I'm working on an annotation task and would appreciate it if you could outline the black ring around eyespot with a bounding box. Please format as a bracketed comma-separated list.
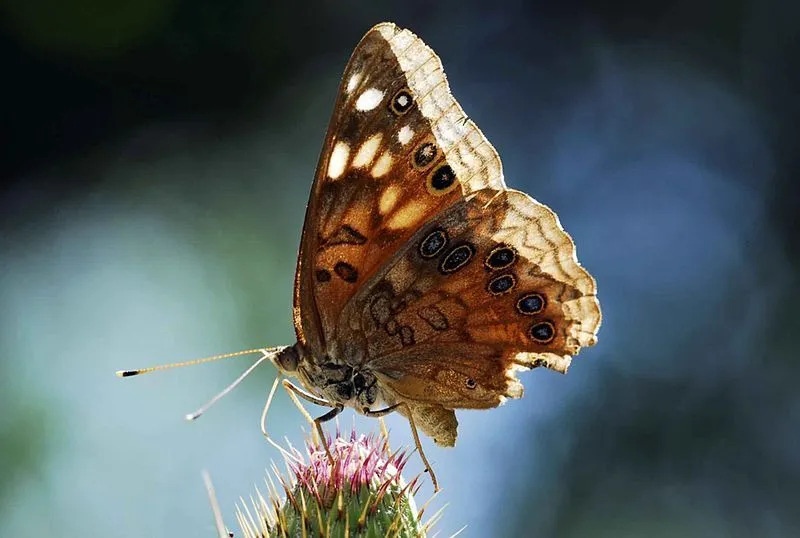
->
[419, 228, 448, 259]
[390, 88, 414, 115]
[484, 244, 517, 271]
[487, 274, 516, 295]
[529, 321, 555, 343]
[429, 164, 457, 192]
[412, 141, 438, 169]
[439, 243, 476, 274]
[516, 293, 545, 315]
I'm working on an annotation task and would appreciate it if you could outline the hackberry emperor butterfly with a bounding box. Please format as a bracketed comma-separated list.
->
[119, 22, 601, 490]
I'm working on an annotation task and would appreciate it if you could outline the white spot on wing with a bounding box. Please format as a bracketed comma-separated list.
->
[355, 88, 384, 111]
[353, 134, 383, 168]
[371, 152, 393, 178]
[386, 200, 425, 229]
[328, 141, 350, 179]
[395, 93, 411, 108]
[346, 72, 362, 94]
[398, 125, 414, 145]
[379, 185, 400, 213]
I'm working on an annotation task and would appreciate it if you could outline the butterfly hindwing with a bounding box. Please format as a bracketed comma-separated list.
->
[339, 188, 600, 417]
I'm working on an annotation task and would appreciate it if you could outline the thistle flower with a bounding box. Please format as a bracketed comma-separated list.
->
[234, 428, 443, 538]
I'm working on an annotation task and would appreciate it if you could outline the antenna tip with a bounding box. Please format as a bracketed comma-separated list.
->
[185, 412, 201, 421]
[116, 370, 139, 378]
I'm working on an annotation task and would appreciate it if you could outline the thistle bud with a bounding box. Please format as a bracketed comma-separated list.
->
[235, 429, 439, 538]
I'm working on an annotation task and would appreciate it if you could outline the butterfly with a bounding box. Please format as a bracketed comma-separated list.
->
[119, 22, 601, 491]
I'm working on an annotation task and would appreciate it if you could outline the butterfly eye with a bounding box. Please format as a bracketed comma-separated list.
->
[517, 293, 546, 315]
[390, 88, 414, 115]
[465, 378, 477, 389]
[529, 321, 555, 343]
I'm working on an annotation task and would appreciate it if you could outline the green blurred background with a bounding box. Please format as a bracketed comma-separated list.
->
[2, 1, 799, 536]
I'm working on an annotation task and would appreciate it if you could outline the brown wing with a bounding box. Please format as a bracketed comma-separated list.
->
[293, 22, 504, 357]
[340, 188, 601, 416]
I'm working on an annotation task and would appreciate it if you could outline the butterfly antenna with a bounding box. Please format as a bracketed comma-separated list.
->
[185, 350, 281, 421]
[115, 347, 280, 378]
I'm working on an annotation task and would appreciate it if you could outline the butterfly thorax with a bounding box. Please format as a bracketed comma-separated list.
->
[279, 342, 380, 411]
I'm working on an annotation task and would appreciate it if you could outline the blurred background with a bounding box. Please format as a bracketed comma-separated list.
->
[2, 0, 799, 536]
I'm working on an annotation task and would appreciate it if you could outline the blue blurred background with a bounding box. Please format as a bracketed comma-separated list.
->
[2, 1, 799, 536]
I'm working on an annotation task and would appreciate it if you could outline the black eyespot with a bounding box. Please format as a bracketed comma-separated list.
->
[334, 261, 358, 283]
[315, 269, 331, 282]
[419, 228, 448, 258]
[487, 274, 516, 295]
[465, 378, 477, 389]
[390, 88, 414, 115]
[529, 321, 555, 343]
[413, 142, 438, 169]
[485, 245, 517, 271]
[429, 164, 457, 192]
[517, 293, 546, 315]
[439, 243, 475, 274]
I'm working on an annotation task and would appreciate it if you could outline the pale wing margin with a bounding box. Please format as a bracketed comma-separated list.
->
[490, 189, 601, 374]
[375, 23, 506, 193]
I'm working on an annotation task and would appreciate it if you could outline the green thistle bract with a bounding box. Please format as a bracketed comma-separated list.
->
[236, 429, 430, 538]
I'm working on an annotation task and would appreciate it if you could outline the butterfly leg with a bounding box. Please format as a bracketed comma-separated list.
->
[281, 379, 342, 465]
[312, 406, 344, 464]
[363, 403, 440, 492]
[259, 376, 300, 462]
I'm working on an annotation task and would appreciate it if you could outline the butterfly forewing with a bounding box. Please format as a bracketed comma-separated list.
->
[293, 23, 507, 356]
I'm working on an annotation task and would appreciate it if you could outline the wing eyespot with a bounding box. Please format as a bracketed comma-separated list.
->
[419, 228, 449, 259]
[412, 140, 438, 170]
[516, 293, 546, 315]
[484, 244, 517, 271]
[427, 164, 458, 195]
[487, 273, 516, 295]
[529, 321, 555, 343]
[389, 88, 414, 115]
[439, 243, 475, 274]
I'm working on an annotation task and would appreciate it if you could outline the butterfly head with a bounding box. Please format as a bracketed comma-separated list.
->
[268, 344, 301, 373]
